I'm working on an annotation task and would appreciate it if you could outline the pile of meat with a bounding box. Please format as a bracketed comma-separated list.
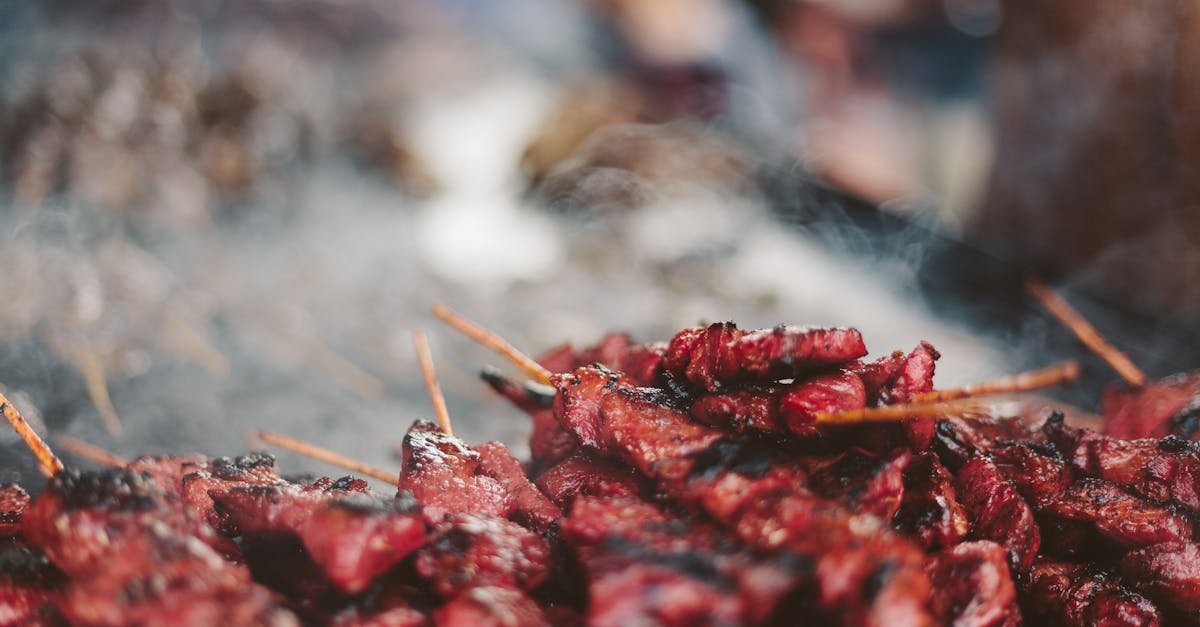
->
[3, 321, 1200, 625]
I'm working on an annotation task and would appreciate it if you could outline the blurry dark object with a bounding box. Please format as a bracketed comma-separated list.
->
[979, 1, 1200, 322]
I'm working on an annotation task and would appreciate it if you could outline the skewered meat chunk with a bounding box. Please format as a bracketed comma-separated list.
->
[433, 586, 549, 627]
[663, 322, 868, 392]
[988, 443, 1074, 506]
[0, 486, 28, 538]
[1120, 541, 1200, 615]
[398, 421, 512, 523]
[1024, 561, 1162, 626]
[1036, 480, 1193, 557]
[955, 456, 1041, 574]
[892, 452, 969, 550]
[180, 451, 286, 532]
[415, 514, 550, 599]
[1102, 370, 1200, 439]
[803, 448, 911, 521]
[533, 451, 650, 510]
[562, 496, 797, 627]
[1045, 416, 1200, 515]
[0, 546, 61, 627]
[687, 371, 867, 439]
[925, 541, 1020, 627]
[473, 442, 561, 533]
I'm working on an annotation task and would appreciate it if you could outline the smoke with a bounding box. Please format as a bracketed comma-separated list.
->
[0, 0, 1020, 487]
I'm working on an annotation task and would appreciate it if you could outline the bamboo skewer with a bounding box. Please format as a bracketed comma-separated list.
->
[1, 391, 64, 476]
[412, 330, 454, 436]
[75, 350, 123, 435]
[912, 361, 1081, 404]
[54, 434, 126, 467]
[1026, 277, 1147, 386]
[816, 399, 990, 425]
[432, 304, 553, 385]
[257, 430, 395, 484]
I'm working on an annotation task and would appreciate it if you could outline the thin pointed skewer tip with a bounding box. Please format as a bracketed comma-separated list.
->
[431, 303, 553, 385]
[412, 329, 454, 437]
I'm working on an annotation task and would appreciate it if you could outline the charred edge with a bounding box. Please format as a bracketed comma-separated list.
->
[659, 372, 697, 406]
[600, 535, 736, 591]
[1157, 435, 1196, 454]
[1170, 405, 1200, 440]
[211, 451, 277, 479]
[687, 437, 780, 480]
[330, 493, 417, 516]
[0, 547, 63, 585]
[614, 384, 690, 412]
[329, 476, 369, 492]
[49, 467, 161, 511]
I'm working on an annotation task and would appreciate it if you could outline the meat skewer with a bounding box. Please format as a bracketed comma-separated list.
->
[1026, 277, 1146, 386]
[257, 430, 396, 484]
[433, 304, 553, 384]
[0, 390, 63, 476]
[54, 434, 127, 467]
[412, 329, 454, 436]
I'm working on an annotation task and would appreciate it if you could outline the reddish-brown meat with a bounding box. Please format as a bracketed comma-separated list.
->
[473, 442, 561, 533]
[562, 496, 797, 627]
[398, 421, 513, 523]
[955, 456, 1041, 573]
[1102, 370, 1200, 439]
[803, 448, 911, 521]
[0, 546, 61, 627]
[892, 452, 969, 550]
[663, 322, 868, 392]
[1024, 561, 1162, 626]
[1037, 479, 1193, 556]
[415, 514, 550, 599]
[0, 486, 28, 538]
[1120, 542, 1200, 615]
[989, 443, 1074, 507]
[433, 586, 550, 627]
[688, 371, 867, 439]
[180, 452, 286, 533]
[925, 541, 1020, 626]
[533, 451, 650, 510]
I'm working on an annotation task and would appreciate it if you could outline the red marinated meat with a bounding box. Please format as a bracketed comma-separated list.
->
[398, 421, 513, 523]
[1120, 541, 1200, 615]
[925, 541, 1020, 626]
[473, 442, 561, 533]
[577, 333, 665, 386]
[1102, 370, 1200, 439]
[779, 372, 868, 437]
[688, 371, 866, 439]
[803, 448, 911, 521]
[433, 586, 549, 627]
[1024, 561, 1162, 626]
[688, 385, 787, 434]
[0, 546, 61, 627]
[180, 451, 286, 533]
[892, 452, 969, 550]
[955, 456, 1041, 573]
[989, 443, 1074, 506]
[1047, 417, 1200, 515]
[534, 451, 650, 510]
[1037, 479, 1193, 556]
[333, 605, 427, 627]
[480, 367, 575, 469]
[212, 481, 425, 594]
[415, 515, 550, 599]
[880, 342, 940, 404]
[0, 486, 28, 538]
[663, 322, 868, 392]
[551, 366, 725, 481]
[562, 496, 797, 627]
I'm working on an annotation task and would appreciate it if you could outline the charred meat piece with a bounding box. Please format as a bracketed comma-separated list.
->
[534, 451, 650, 510]
[551, 366, 724, 482]
[415, 514, 550, 599]
[481, 368, 578, 470]
[1047, 417, 1200, 515]
[802, 448, 911, 521]
[888, 342, 940, 448]
[925, 541, 1020, 626]
[563, 496, 797, 627]
[0, 545, 62, 627]
[989, 442, 1074, 506]
[1036, 479, 1193, 557]
[689, 372, 867, 439]
[0, 485, 28, 538]
[180, 451, 285, 532]
[1024, 560, 1162, 626]
[398, 421, 512, 523]
[1120, 541, 1200, 615]
[663, 322, 867, 392]
[892, 452, 969, 550]
[955, 456, 1041, 574]
[212, 481, 424, 594]
[433, 586, 549, 627]
[473, 442, 561, 533]
[576, 333, 666, 386]
[1102, 370, 1200, 439]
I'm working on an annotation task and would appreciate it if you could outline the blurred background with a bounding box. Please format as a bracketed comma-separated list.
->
[1, 0, 1197, 483]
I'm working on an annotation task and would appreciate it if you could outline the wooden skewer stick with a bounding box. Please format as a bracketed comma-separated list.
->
[816, 399, 990, 425]
[0, 391, 64, 476]
[412, 330, 454, 436]
[912, 361, 1081, 404]
[1026, 277, 1147, 387]
[257, 430, 395, 484]
[432, 304, 553, 385]
[75, 350, 123, 436]
[55, 434, 126, 467]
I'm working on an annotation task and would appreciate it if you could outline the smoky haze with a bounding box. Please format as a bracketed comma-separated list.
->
[0, 0, 1022, 486]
